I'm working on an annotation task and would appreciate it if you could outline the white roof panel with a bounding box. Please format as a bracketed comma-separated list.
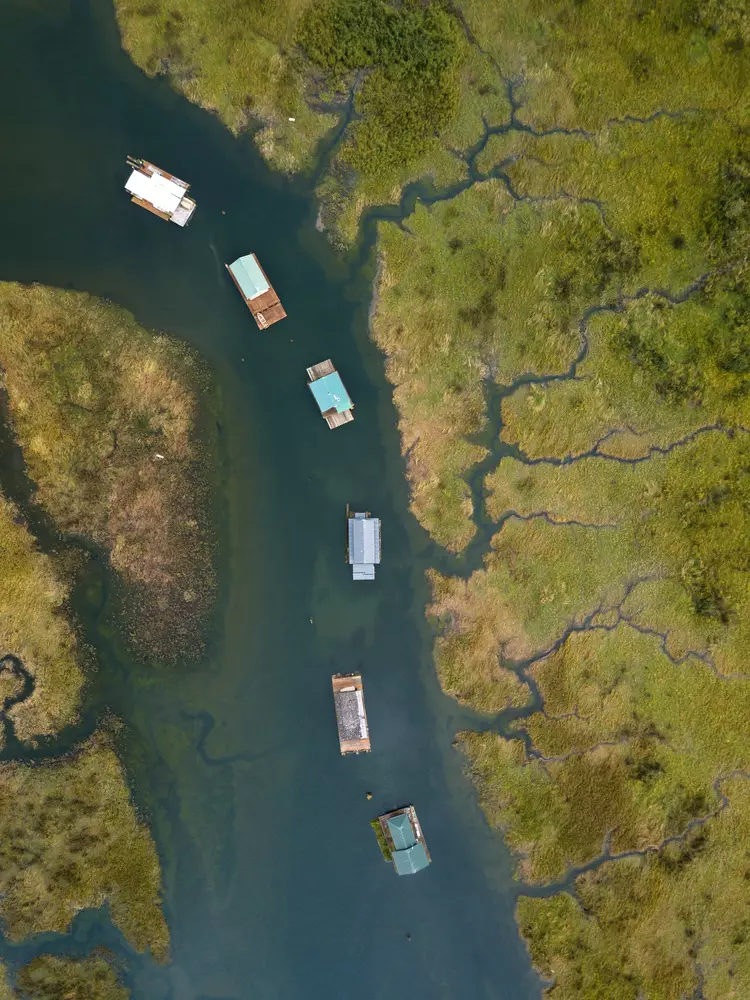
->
[125, 169, 183, 215]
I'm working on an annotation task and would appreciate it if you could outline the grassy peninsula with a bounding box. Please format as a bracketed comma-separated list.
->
[0, 283, 216, 662]
[0, 737, 168, 957]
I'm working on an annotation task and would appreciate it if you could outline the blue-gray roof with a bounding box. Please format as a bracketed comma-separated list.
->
[227, 254, 270, 300]
[348, 516, 381, 568]
[387, 813, 417, 851]
[392, 842, 430, 875]
[309, 372, 352, 414]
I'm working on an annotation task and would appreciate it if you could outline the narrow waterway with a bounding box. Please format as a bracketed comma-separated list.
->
[0, 1, 540, 997]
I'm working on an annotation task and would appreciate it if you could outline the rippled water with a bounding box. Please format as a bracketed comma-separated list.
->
[0, 1, 540, 996]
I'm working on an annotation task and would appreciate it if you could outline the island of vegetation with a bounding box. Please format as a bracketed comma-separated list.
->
[114, 0, 749, 995]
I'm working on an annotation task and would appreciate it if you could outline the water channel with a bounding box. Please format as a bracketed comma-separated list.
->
[0, 1, 540, 997]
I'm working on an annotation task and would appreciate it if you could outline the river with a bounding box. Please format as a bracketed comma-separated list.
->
[0, 1, 540, 997]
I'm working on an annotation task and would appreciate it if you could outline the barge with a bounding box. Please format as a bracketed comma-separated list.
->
[226, 254, 287, 329]
[373, 805, 431, 875]
[307, 360, 354, 428]
[331, 674, 371, 754]
[124, 157, 196, 226]
[346, 508, 381, 581]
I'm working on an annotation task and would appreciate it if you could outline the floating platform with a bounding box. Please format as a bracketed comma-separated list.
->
[307, 360, 354, 428]
[346, 508, 381, 581]
[125, 157, 196, 226]
[226, 253, 287, 329]
[332, 673, 371, 754]
[374, 806, 431, 876]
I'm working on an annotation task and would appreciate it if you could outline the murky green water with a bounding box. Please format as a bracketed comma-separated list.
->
[0, 1, 540, 996]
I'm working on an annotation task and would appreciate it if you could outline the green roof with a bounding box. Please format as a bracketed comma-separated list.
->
[392, 842, 430, 876]
[386, 813, 416, 851]
[228, 254, 269, 300]
[309, 372, 352, 414]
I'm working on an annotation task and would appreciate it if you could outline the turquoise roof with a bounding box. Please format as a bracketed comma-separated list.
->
[386, 813, 417, 851]
[309, 372, 352, 414]
[228, 255, 269, 300]
[392, 842, 430, 876]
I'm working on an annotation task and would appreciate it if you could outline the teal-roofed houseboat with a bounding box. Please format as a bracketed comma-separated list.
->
[306, 359, 354, 429]
[226, 253, 287, 329]
[372, 806, 431, 875]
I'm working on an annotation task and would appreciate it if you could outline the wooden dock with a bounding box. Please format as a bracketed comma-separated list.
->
[332, 673, 371, 754]
[306, 359, 336, 381]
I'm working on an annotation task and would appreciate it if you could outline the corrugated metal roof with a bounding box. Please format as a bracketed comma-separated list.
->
[387, 813, 417, 851]
[392, 842, 430, 875]
[309, 372, 352, 414]
[125, 169, 183, 214]
[348, 516, 381, 567]
[227, 255, 270, 301]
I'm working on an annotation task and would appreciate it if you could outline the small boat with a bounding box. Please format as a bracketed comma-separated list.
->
[306, 359, 354, 428]
[226, 254, 287, 329]
[372, 805, 431, 875]
[124, 157, 196, 226]
[331, 673, 371, 754]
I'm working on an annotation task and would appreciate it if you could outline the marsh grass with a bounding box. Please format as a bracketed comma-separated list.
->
[0, 737, 168, 959]
[372, 182, 631, 549]
[15, 954, 129, 1000]
[517, 776, 750, 998]
[0, 491, 84, 742]
[458, 0, 748, 132]
[0, 284, 216, 662]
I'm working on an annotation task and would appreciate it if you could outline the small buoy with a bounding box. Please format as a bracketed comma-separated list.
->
[288, 117, 296, 122]
[241, 357, 245, 362]
[366, 792, 372, 800]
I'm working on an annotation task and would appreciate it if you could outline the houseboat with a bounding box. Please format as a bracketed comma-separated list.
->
[346, 508, 381, 581]
[307, 360, 354, 428]
[331, 674, 371, 754]
[372, 806, 431, 876]
[124, 157, 196, 226]
[226, 254, 287, 329]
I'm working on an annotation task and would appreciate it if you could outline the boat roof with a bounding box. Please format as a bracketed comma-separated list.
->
[125, 168, 184, 215]
[392, 842, 430, 875]
[309, 372, 352, 414]
[348, 516, 380, 566]
[227, 254, 270, 301]
[386, 813, 417, 851]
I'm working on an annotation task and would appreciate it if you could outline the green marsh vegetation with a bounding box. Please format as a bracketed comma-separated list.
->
[15, 954, 129, 1000]
[458, 0, 748, 132]
[0, 737, 168, 958]
[0, 283, 216, 661]
[0, 490, 84, 742]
